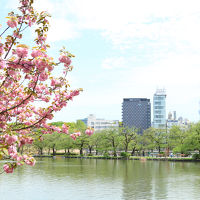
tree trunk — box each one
[80,148,83,155]
[125,144,128,152]
[40,147,43,155]
[131,147,136,156]
[142,150,145,156]
[158,146,161,153]
[89,146,92,154]
[113,148,117,157]
[20,146,24,154]
[52,147,56,156]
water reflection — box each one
[0,158,200,200]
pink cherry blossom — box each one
[0,43,4,55]
[59,55,71,66]
[62,124,69,134]
[13,32,22,39]
[5,135,18,145]
[75,132,81,136]
[85,128,94,136]
[22,0,29,6]
[15,47,28,58]
[25,137,33,144]
[3,164,14,173]
[31,49,42,58]
[24,157,36,166]
[7,16,18,28]
[70,134,76,141]
[39,71,48,81]
[8,145,17,155]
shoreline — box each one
[33,155,200,162]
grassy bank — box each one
[33,154,200,162]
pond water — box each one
[1,158,200,200]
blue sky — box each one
[1,0,200,122]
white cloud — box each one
[47,18,79,42]
[102,57,127,69]
[15,0,200,53]
[59,0,200,48]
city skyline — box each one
[1,0,200,123]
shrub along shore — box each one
[33,154,200,162]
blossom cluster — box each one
[0,0,84,173]
[85,128,94,136]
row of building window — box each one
[154,101,161,105]
[155,120,161,123]
[154,106,164,109]
[155,115,164,118]
[154,96,164,100]
[90,122,116,125]
[95,126,114,129]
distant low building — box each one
[166,111,178,129]
[166,111,191,130]
[167,119,178,129]
[80,114,119,131]
[177,117,191,129]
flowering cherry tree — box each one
[0,0,94,174]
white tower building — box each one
[153,89,166,129]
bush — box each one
[120,152,130,158]
[55,152,78,156]
[51,152,65,156]
[103,152,110,158]
[192,154,200,160]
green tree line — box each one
[31,121,200,157]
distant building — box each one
[80,114,119,131]
[122,98,151,134]
[167,111,178,129]
[177,117,191,129]
[153,89,166,129]
[167,111,191,130]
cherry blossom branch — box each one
[0,27,10,37]
[19,25,29,32]
[4,17,25,59]
[0,170,5,175]
[12,110,53,131]
[0,76,9,89]
[0,74,39,115]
